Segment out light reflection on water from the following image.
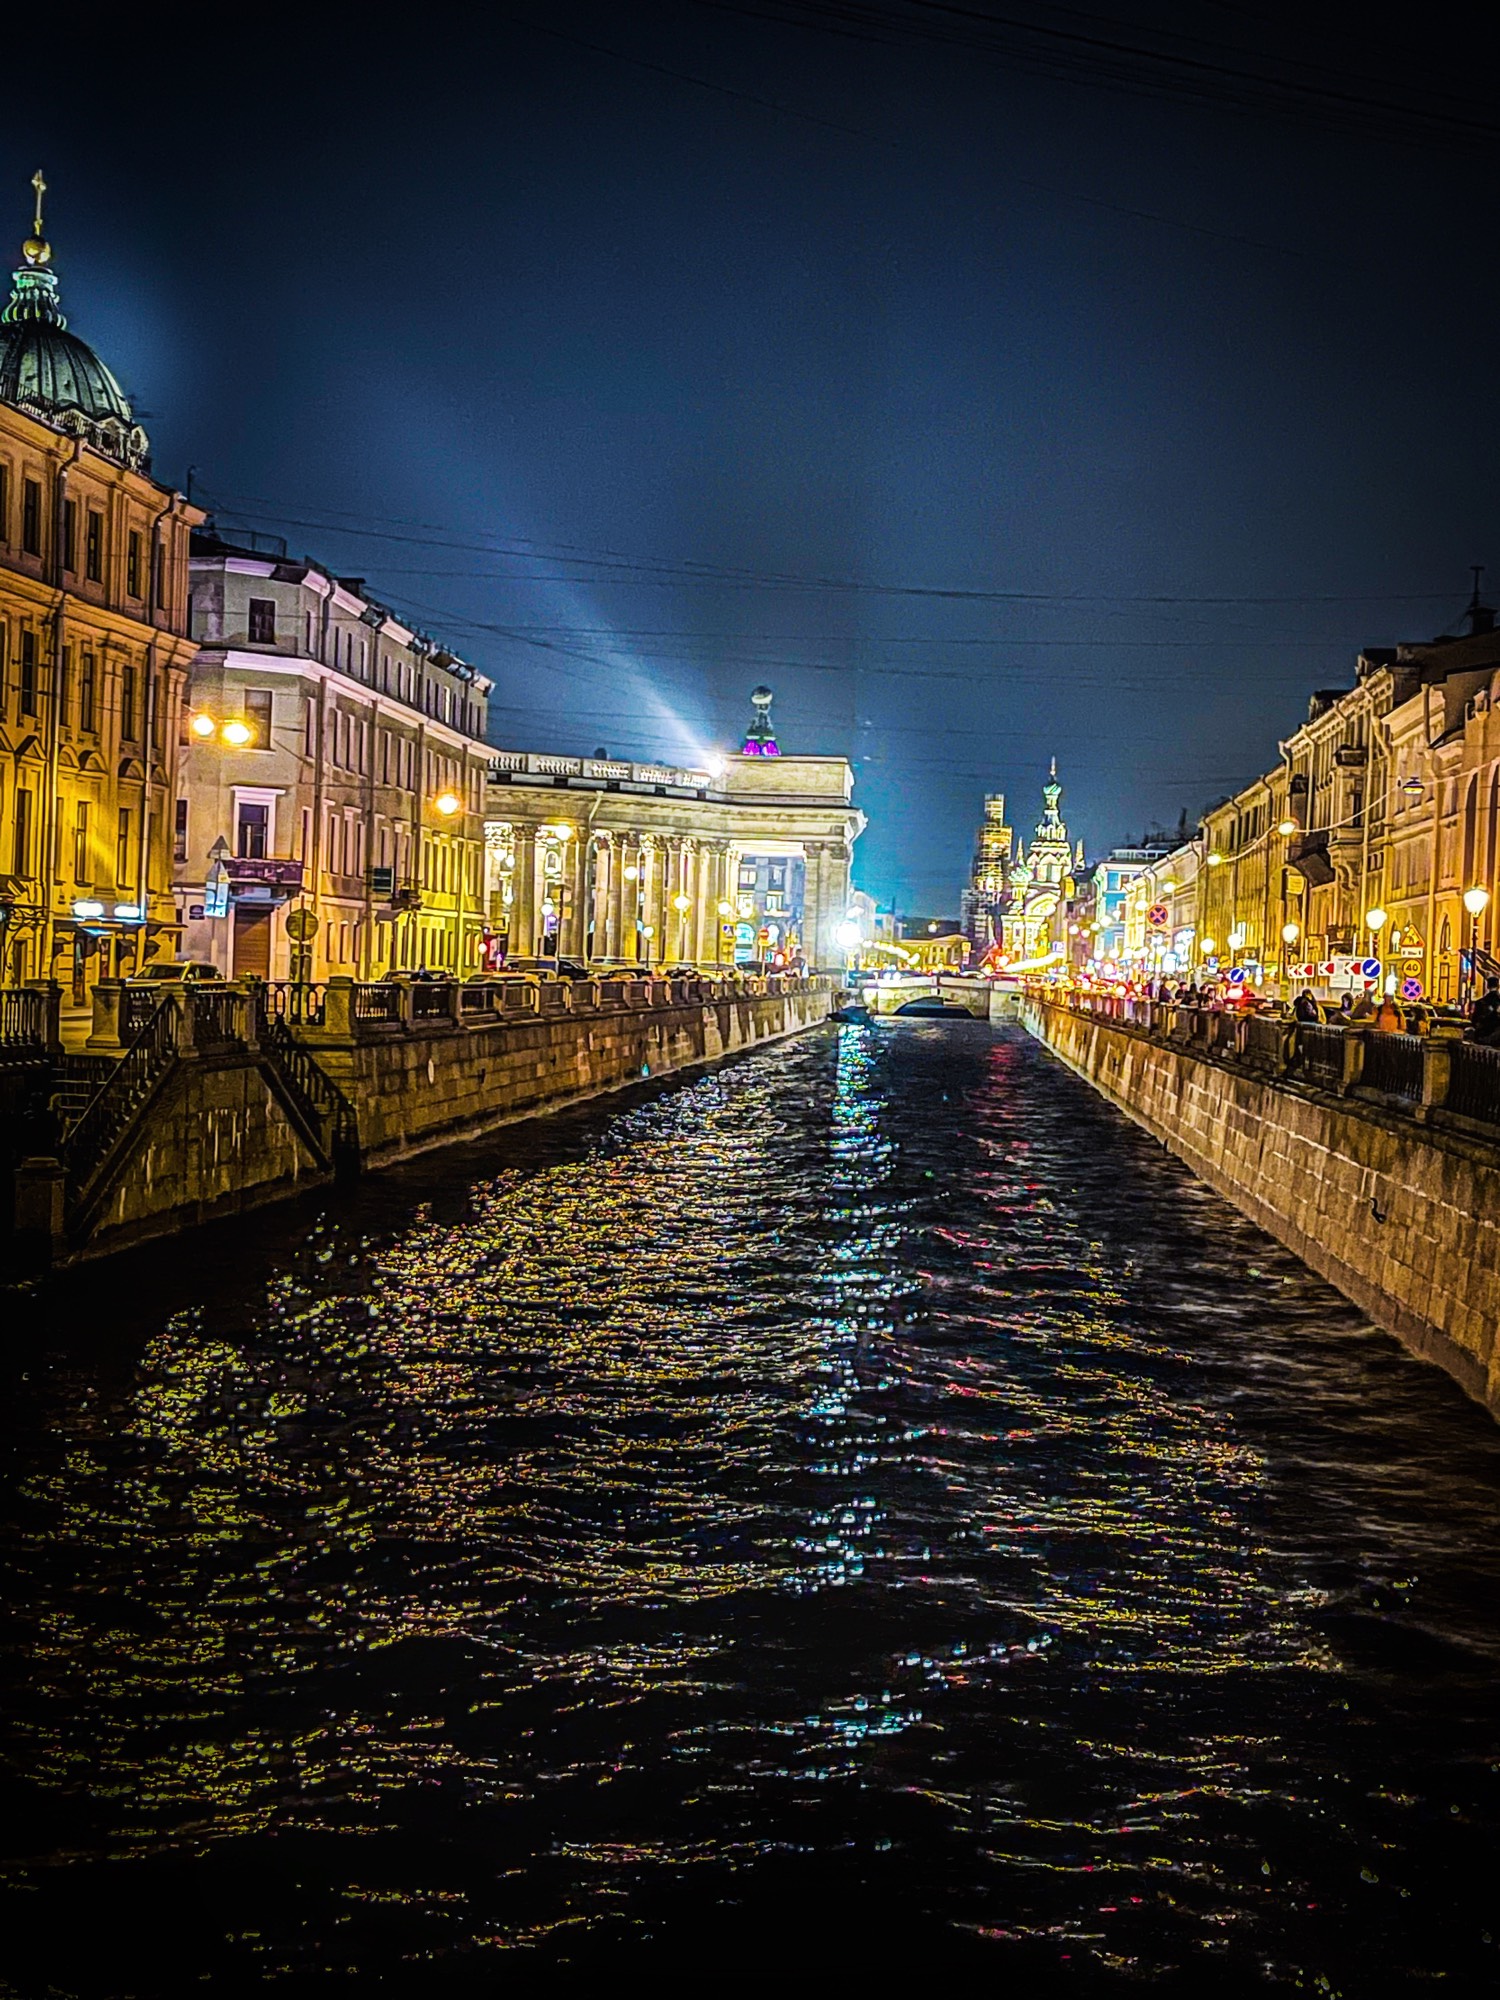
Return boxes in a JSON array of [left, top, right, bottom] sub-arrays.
[[3, 1020, 1500, 1989]]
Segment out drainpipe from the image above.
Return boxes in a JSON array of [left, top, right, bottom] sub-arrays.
[[140, 491, 179, 974], [39, 440, 85, 987]]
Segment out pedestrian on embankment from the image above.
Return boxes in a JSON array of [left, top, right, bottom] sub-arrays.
[[1470, 976, 1500, 1046]]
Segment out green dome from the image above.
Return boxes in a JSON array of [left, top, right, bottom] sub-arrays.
[[0, 251, 148, 466]]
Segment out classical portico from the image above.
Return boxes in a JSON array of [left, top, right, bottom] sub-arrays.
[[484, 749, 863, 970]]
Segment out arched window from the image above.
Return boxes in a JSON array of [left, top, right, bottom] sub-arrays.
[[1462, 774, 1479, 882]]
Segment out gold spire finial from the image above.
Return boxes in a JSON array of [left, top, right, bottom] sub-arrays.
[[23, 167, 50, 266]]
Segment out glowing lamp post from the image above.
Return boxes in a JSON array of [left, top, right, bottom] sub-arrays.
[[672, 891, 692, 962], [1463, 885, 1491, 1009]]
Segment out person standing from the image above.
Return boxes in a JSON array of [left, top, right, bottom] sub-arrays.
[[1470, 975, 1500, 1045]]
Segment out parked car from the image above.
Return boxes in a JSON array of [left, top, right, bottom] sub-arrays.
[[503, 956, 593, 981], [129, 960, 223, 984]]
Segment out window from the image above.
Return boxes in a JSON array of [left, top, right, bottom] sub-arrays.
[[248, 597, 276, 644], [57, 645, 71, 725], [304, 612, 312, 653], [116, 808, 132, 890], [245, 688, 273, 745], [236, 801, 269, 860], [121, 659, 137, 740], [85, 510, 103, 582], [13, 786, 32, 875], [151, 539, 164, 609], [0, 463, 7, 541], [19, 629, 37, 715], [79, 652, 97, 733], [126, 530, 142, 598], [62, 499, 77, 573], [73, 801, 90, 883], [21, 478, 41, 555], [304, 704, 316, 758], [174, 797, 188, 863]]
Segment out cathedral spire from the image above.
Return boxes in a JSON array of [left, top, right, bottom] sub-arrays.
[[4, 167, 65, 329]]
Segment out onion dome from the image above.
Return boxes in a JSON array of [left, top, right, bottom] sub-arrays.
[[0, 170, 149, 468]]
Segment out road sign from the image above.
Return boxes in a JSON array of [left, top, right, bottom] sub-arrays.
[[1360, 956, 1381, 979], [1228, 966, 1245, 984], [1147, 902, 1169, 929], [1401, 976, 1423, 1000], [286, 908, 319, 941]]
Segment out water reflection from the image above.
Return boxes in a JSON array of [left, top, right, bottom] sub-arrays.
[[3, 1021, 1500, 1988]]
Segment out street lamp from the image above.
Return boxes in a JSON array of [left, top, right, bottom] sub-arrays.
[[433, 791, 461, 818], [189, 711, 256, 747], [672, 891, 691, 962], [1364, 905, 1388, 967], [1278, 817, 1299, 838], [1463, 885, 1490, 1009]]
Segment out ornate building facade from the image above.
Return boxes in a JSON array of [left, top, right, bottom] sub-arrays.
[[0, 177, 202, 993], [484, 726, 863, 972], [959, 793, 1013, 951], [179, 535, 493, 980], [1005, 762, 1077, 965]]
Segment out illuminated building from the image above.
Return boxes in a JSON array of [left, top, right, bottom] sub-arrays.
[[0, 173, 203, 995], [180, 535, 492, 978], [959, 793, 1013, 951], [485, 699, 864, 970], [1006, 761, 1077, 964]]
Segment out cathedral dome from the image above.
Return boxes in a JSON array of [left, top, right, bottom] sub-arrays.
[[0, 184, 149, 468]]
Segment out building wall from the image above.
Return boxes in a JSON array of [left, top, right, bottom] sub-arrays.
[[180, 551, 492, 981], [0, 399, 201, 992], [485, 750, 863, 971]]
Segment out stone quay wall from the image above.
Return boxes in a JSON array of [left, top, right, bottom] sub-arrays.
[[49, 978, 834, 1264], [1021, 997, 1500, 1419]]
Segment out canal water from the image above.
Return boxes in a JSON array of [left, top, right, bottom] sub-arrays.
[[3, 1021, 1499, 1992]]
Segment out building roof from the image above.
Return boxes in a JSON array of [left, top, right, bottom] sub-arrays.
[[0, 202, 147, 467]]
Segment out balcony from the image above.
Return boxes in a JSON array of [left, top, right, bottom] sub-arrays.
[[226, 856, 305, 902]]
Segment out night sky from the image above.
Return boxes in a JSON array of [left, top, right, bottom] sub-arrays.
[[14, 3, 1500, 912]]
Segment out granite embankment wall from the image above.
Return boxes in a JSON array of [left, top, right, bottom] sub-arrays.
[[59, 982, 833, 1262], [1022, 998, 1500, 1418]]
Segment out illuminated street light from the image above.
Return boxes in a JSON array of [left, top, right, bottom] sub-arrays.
[[1365, 905, 1388, 935], [1278, 818, 1298, 837], [672, 893, 691, 912], [190, 712, 217, 738], [623, 865, 639, 882], [716, 899, 733, 917], [1201, 936, 1217, 955], [1206, 852, 1225, 867], [1463, 885, 1491, 1010], [433, 791, 461, 817], [1281, 922, 1300, 945], [220, 718, 256, 747]]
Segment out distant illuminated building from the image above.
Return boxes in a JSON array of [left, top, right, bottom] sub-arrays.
[[960, 793, 1013, 951], [1007, 761, 1077, 964]]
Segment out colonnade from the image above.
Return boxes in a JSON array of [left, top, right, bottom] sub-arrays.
[[490, 821, 853, 970]]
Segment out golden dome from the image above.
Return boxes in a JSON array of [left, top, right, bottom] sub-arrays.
[[22, 235, 50, 267]]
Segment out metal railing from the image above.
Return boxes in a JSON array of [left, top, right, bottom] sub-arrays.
[[410, 984, 451, 1018], [189, 987, 242, 1050], [1448, 1042, 1500, 1125], [1294, 1023, 1345, 1088], [258, 1013, 360, 1171], [1359, 1031, 1424, 1102], [120, 987, 164, 1042], [65, 997, 179, 1208], [260, 981, 328, 1027]]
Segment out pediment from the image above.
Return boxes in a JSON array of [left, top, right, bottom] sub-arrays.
[[118, 756, 145, 780], [14, 733, 44, 764]]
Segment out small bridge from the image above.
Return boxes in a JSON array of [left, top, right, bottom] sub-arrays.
[[859, 974, 1014, 1020]]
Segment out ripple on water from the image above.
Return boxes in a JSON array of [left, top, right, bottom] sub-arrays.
[[2, 1021, 1500, 1988]]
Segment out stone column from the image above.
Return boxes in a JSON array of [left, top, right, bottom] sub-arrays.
[[609, 836, 629, 962], [823, 841, 852, 971], [641, 836, 662, 966], [511, 826, 537, 958], [692, 845, 713, 963], [589, 836, 612, 963], [560, 829, 587, 957], [802, 843, 827, 969]]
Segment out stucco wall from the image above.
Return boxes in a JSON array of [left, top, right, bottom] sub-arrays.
[[1022, 999, 1500, 1418]]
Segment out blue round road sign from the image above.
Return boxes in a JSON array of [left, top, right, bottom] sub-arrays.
[[1360, 957, 1381, 979]]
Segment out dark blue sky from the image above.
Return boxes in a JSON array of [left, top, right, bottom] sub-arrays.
[[14, 3, 1500, 911]]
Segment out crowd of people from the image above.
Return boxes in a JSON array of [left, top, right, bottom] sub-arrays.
[[1115, 972, 1500, 1045]]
